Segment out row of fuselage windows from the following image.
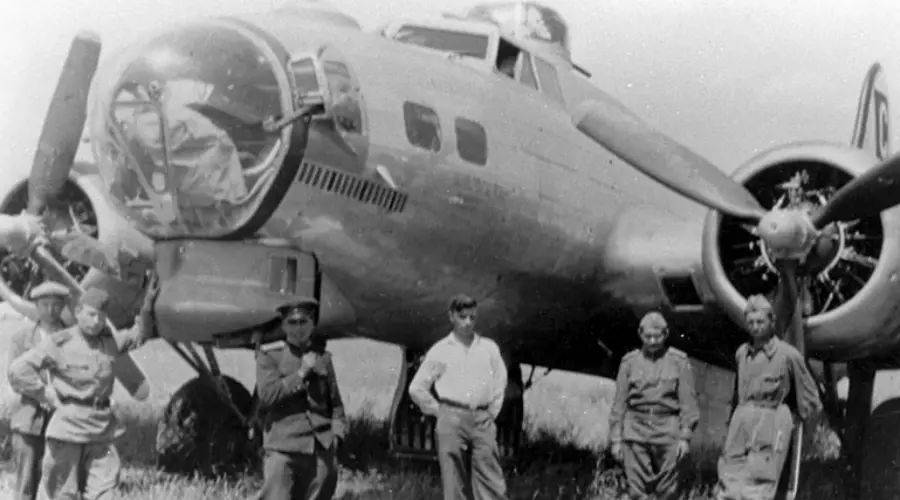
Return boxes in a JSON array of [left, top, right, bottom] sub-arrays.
[[402, 101, 488, 166]]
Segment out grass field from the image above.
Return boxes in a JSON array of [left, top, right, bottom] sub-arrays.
[[0, 308, 856, 499]]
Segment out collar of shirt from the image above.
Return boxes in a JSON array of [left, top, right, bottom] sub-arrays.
[[747, 336, 777, 359], [445, 332, 481, 347], [640, 346, 668, 360]]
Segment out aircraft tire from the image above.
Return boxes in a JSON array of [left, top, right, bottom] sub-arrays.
[[155, 375, 261, 477], [858, 395, 900, 500]]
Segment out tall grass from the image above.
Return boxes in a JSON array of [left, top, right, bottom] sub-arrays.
[[0, 313, 852, 499]]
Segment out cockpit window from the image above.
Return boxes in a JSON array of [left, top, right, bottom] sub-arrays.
[[496, 38, 519, 78], [518, 54, 538, 90], [392, 25, 490, 59], [533, 57, 565, 104], [88, 23, 290, 240]]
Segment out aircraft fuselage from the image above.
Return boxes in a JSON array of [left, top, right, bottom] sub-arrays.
[[230, 13, 746, 375]]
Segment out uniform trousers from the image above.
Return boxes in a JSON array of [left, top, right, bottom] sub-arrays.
[[622, 440, 683, 499], [256, 441, 338, 500], [38, 438, 121, 500], [12, 432, 44, 500], [716, 403, 794, 500], [435, 405, 508, 500]]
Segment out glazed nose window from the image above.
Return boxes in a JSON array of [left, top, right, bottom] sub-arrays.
[[88, 22, 294, 240]]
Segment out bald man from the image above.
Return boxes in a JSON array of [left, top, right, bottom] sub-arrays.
[[608, 312, 700, 499], [715, 295, 822, 500]]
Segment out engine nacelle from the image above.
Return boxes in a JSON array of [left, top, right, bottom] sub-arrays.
[[0, 164, 154, 328], [703, 142, 900, 362]]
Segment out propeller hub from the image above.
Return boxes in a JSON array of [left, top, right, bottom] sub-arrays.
[[757, 210, 817, 260]]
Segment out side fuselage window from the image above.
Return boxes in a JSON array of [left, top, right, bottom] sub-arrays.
[[456, 118, 488, 166], [403, 102, 442, 152]]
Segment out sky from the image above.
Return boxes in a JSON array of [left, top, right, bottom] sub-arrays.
[[0, 0, 898, 176]]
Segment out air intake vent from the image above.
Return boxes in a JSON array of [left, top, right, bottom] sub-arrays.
[[298, 161, 409, 214], [269, 256, 299, 295]]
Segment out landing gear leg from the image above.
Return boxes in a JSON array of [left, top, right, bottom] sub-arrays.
[[388, 348, 525, 460], [155, 341, 261, 477]]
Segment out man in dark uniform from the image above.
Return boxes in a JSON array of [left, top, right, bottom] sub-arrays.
[[608, 311, 700, 499], [254, 298, 347, 500], [7, 281, 69, 500], [716, 295, 822, 500], [8, 281, 159, 500]]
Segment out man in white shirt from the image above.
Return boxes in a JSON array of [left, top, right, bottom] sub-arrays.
[[408, 294, 509, 500]]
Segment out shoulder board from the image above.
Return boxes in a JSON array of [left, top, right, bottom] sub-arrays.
[[53, 328, 75, 346], [667, 347, 687, 359], [622, 349, 640, 361], [735, 343, 748, 356], [259, 340, 286, 353]]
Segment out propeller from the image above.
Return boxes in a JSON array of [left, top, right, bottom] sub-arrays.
[[811, 152, 900, 229], [573, 99, 767, 221], [0, 32, 151, 400], [27, 31, 102, 216], [574, 97, 900, 354]]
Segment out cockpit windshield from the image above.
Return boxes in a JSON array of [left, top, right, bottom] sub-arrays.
[[392, 25, 490, 59], [88, 22, 291, 240]]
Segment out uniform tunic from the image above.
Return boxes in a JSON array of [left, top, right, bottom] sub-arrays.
[[254, 343, 347, 500], [8, 322, 150, 443], [716, 337, 822, 500], [7, 321, 152, 500], [608, 347, 700, 499], [7, 321, 63, 500]]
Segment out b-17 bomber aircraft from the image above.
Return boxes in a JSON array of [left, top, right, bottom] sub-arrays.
[[1, 0, 898, 496]]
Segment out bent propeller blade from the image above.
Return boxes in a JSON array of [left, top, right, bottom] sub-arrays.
[[28, 31, 102, 215], [573, 98, 766, 221]]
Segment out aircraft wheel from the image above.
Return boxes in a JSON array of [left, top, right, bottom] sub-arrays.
[[858, 396, 900, 500], [155, 375, 261, 477]]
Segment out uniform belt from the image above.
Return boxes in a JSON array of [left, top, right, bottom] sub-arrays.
[[438, 397, 489, 412], [743, 400, 782, 410], [631, 406, 679, 417], [59, 395, 111, 410]]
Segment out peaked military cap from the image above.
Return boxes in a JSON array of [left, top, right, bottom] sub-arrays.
[[29, 281, 70, 300], [80, 287, 110, 312], [276, 297, 319, 317]]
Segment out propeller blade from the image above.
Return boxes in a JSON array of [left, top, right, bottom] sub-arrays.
[[773, 259, 806, 354], [28, 31, 102, 215], [812, 152, 900, 229], [573, 99, 766, 220]]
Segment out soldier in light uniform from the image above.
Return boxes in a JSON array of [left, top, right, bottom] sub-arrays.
[[715, 295, 822, 500], [608, 311, 700, 500], [253, 298, 347, 500], [8, 282, 159, 500], [7, 281, 70, 500]]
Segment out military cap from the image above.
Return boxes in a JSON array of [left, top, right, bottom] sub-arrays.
[[29, 281, 70, 301], [638, 311, 668, 331], [276, 297, 319, 317], [80, 287, 110, 312], [745, 294, 773, 316]]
